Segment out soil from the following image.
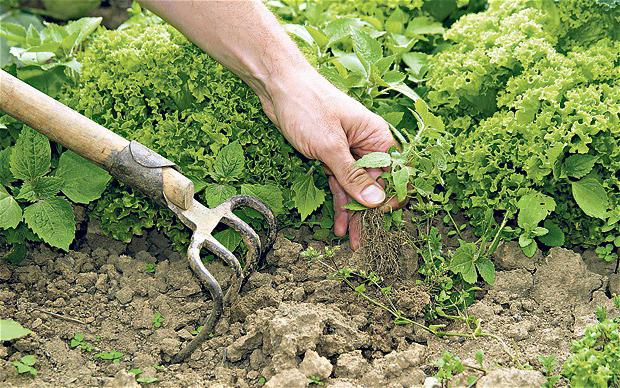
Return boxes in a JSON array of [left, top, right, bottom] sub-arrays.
[[1, 223, 618, 387]]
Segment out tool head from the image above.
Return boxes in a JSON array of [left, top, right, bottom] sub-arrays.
[[165, 195, 276, 363]]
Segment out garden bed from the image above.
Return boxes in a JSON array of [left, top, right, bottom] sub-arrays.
[[1, 223, 618, 387]]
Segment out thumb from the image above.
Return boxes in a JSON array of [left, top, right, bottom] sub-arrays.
[[322, 146, 386, 208]]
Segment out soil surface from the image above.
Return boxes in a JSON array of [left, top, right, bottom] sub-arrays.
[[1, 223, 618, 387]]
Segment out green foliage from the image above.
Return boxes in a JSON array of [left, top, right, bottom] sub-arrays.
[[435, 351, 465, 381], [0, 319, 31, 341], [1, 127, 110, 257], [561, 297, 620, 387], [69, 332, 94, 352], [95, 350, 123, 362], [426, 0, 620, 257], [152, 312, 164, 329], [12, 354, 37, 376]]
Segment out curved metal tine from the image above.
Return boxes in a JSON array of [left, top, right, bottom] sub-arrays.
[[226, 195, 277, 266], [204, 235, 243, 280], [173, 235, 224, 364], [220, 212, 261, 274]]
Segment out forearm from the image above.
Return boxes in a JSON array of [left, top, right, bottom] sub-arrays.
[[139, 0, 315, 99]]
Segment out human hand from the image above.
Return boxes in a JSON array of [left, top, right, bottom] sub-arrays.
[[256, 68, 401, 250]]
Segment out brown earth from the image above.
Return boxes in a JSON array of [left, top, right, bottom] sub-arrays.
[[1, 224, 618, 387]]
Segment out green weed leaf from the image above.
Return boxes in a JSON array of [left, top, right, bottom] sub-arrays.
[[0, 148, 13, 185], [241, 183, 284, 215], [538, 220, 565, 247], [563, 154, 597, 179], [17, 176, 64, 201], [351, 27, 382, 71], [517, 192, 556, 228], [392, 167, 409, 202], [0, 319, 32, 341], [571, 177, 609, 219], [407, 16, 444, 35], [355, 152, 391, 168], [450, 242, 478, 284], [214, 229, 242, 252], [24, 197, 75, 251], [292, 173, 325, 221], [475, 258, 495, 285], [211, 141, 245, 182], [10, 127, 51, 182], [0, 188, 22, 230], [343, 200, 368, 211], [204, 184, 236, 208], [56, 151, 111, 204]]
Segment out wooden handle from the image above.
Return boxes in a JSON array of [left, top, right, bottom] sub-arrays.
[[0, 70, 194, 210]]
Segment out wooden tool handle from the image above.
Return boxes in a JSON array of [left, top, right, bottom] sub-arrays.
[[0, 70, 194, 210]]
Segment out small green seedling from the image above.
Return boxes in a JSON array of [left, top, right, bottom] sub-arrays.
[[0, 319, 32, 341], [308, 375, 325, 385], [129, 368, 142, 375], [152, 312, 164, 329], [69, 332, 94, 352], [435, 351, 465, 381], [144, 263, 156, 273], [12, 355, 37, 376], [538, 355, 560, 388], [95, 351, 123, 363], [153, 364, 166, 371], [190, 326, 203, 335], [257, 376, 267, 386]]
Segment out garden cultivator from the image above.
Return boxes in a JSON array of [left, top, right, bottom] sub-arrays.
[[0, 70, 276, 363]]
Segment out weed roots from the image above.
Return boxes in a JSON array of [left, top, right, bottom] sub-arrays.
[[359, 209, 416, 279]]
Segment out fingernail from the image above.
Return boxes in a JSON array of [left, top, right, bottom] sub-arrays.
[[361, 184, 385, 205]]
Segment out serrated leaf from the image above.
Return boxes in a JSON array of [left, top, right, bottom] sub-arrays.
[[55, 151, 111, 204], [324, 18, 359, 48], [571, 177, 609, 219], [392, 168, 409, 202], [0, 319, 32, 341], [292, 173, 325, 221], [475, 258, 495, 285], [343, 200, 368, 211], [355, 152, 391, 168], [538, 220, 565, 247], [0, 191, 22, 230], [211, 141, 245, 182], [214, 229, 242, 252], [240, 183, 284, 215], [517, 192, 556, 228], [204, 184, 236, 208], [0, 148, 13, 185], [563, 154, 598, 179], [351, 27, 382, 71], [18, 176, 64, 201], [449, 241, 478, 284], [24, 197, 75, 251], [10, 127, 51, 182]]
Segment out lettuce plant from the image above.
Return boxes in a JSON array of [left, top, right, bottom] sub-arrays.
[[426, 0, 620, 258]]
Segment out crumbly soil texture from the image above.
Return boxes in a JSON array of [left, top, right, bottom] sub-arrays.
[[1, 223, 619, 387]]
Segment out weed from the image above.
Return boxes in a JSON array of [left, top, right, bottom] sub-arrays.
[[152, 312, 164, 329], [144, 263, 156, 273], [257, 375, 267, 385], [95, 351, 123, 363], [69, 332, 94, 352], [12, 355, 37, 376], [308, 375, 325, 385], [538, 355, 561, 388]]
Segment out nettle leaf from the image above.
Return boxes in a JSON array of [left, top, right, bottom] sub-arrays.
[[0, 187, 22, 230], [292, 173, 326, 221], [351, 27, 383, 70], [17, 176, 64, 202], [476, 258, 495, 285], [214, 228, 242, 252], [571, 177, 608, 219], [211, 141, 245, 182], [24, 196, 75, 251], [517, 192, 556, 228], [563, 154, 598, 179], [10, 127, 51, 182], [55, 151, 111, 204], [414, 99, 444, 131], [449, 241, 478, 284], [324, 18, 359, 48], [0, 148, 13, 185], [0, 319, 32, 341], [355, 152, 391, 168], [343, 200, 368, 211], [392, 167, 409, 202], [241, 183, 284, 215], [538, 220, 565, 247], [204, 184, 236, 208]]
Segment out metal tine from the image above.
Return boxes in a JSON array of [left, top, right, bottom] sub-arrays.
[[204, 235, 243, 279], [221, 212, 262, 272], [174, 235, 225, 364], [226, 195, 277, 266]]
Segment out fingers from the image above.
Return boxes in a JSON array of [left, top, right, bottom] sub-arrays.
[[321, 143, 386, 209], [329, 176, 349, 237], [348, 212, 362, 251]]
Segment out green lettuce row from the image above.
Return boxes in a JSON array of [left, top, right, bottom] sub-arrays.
[[426, 0, 620, 254]]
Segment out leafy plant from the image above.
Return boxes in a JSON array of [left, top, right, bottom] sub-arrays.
[[435, 351, 464, 381], [12, 354, 37, 376], [561, 296, 620, 387], [95, 350, 123, 363], [152, 312, 164, 329], [0, 127, 110, 260], [0, 319, 31, 341], [69, 332, 94, 352], [538, 355, 561, 388], [144, 263, 156, 274]]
